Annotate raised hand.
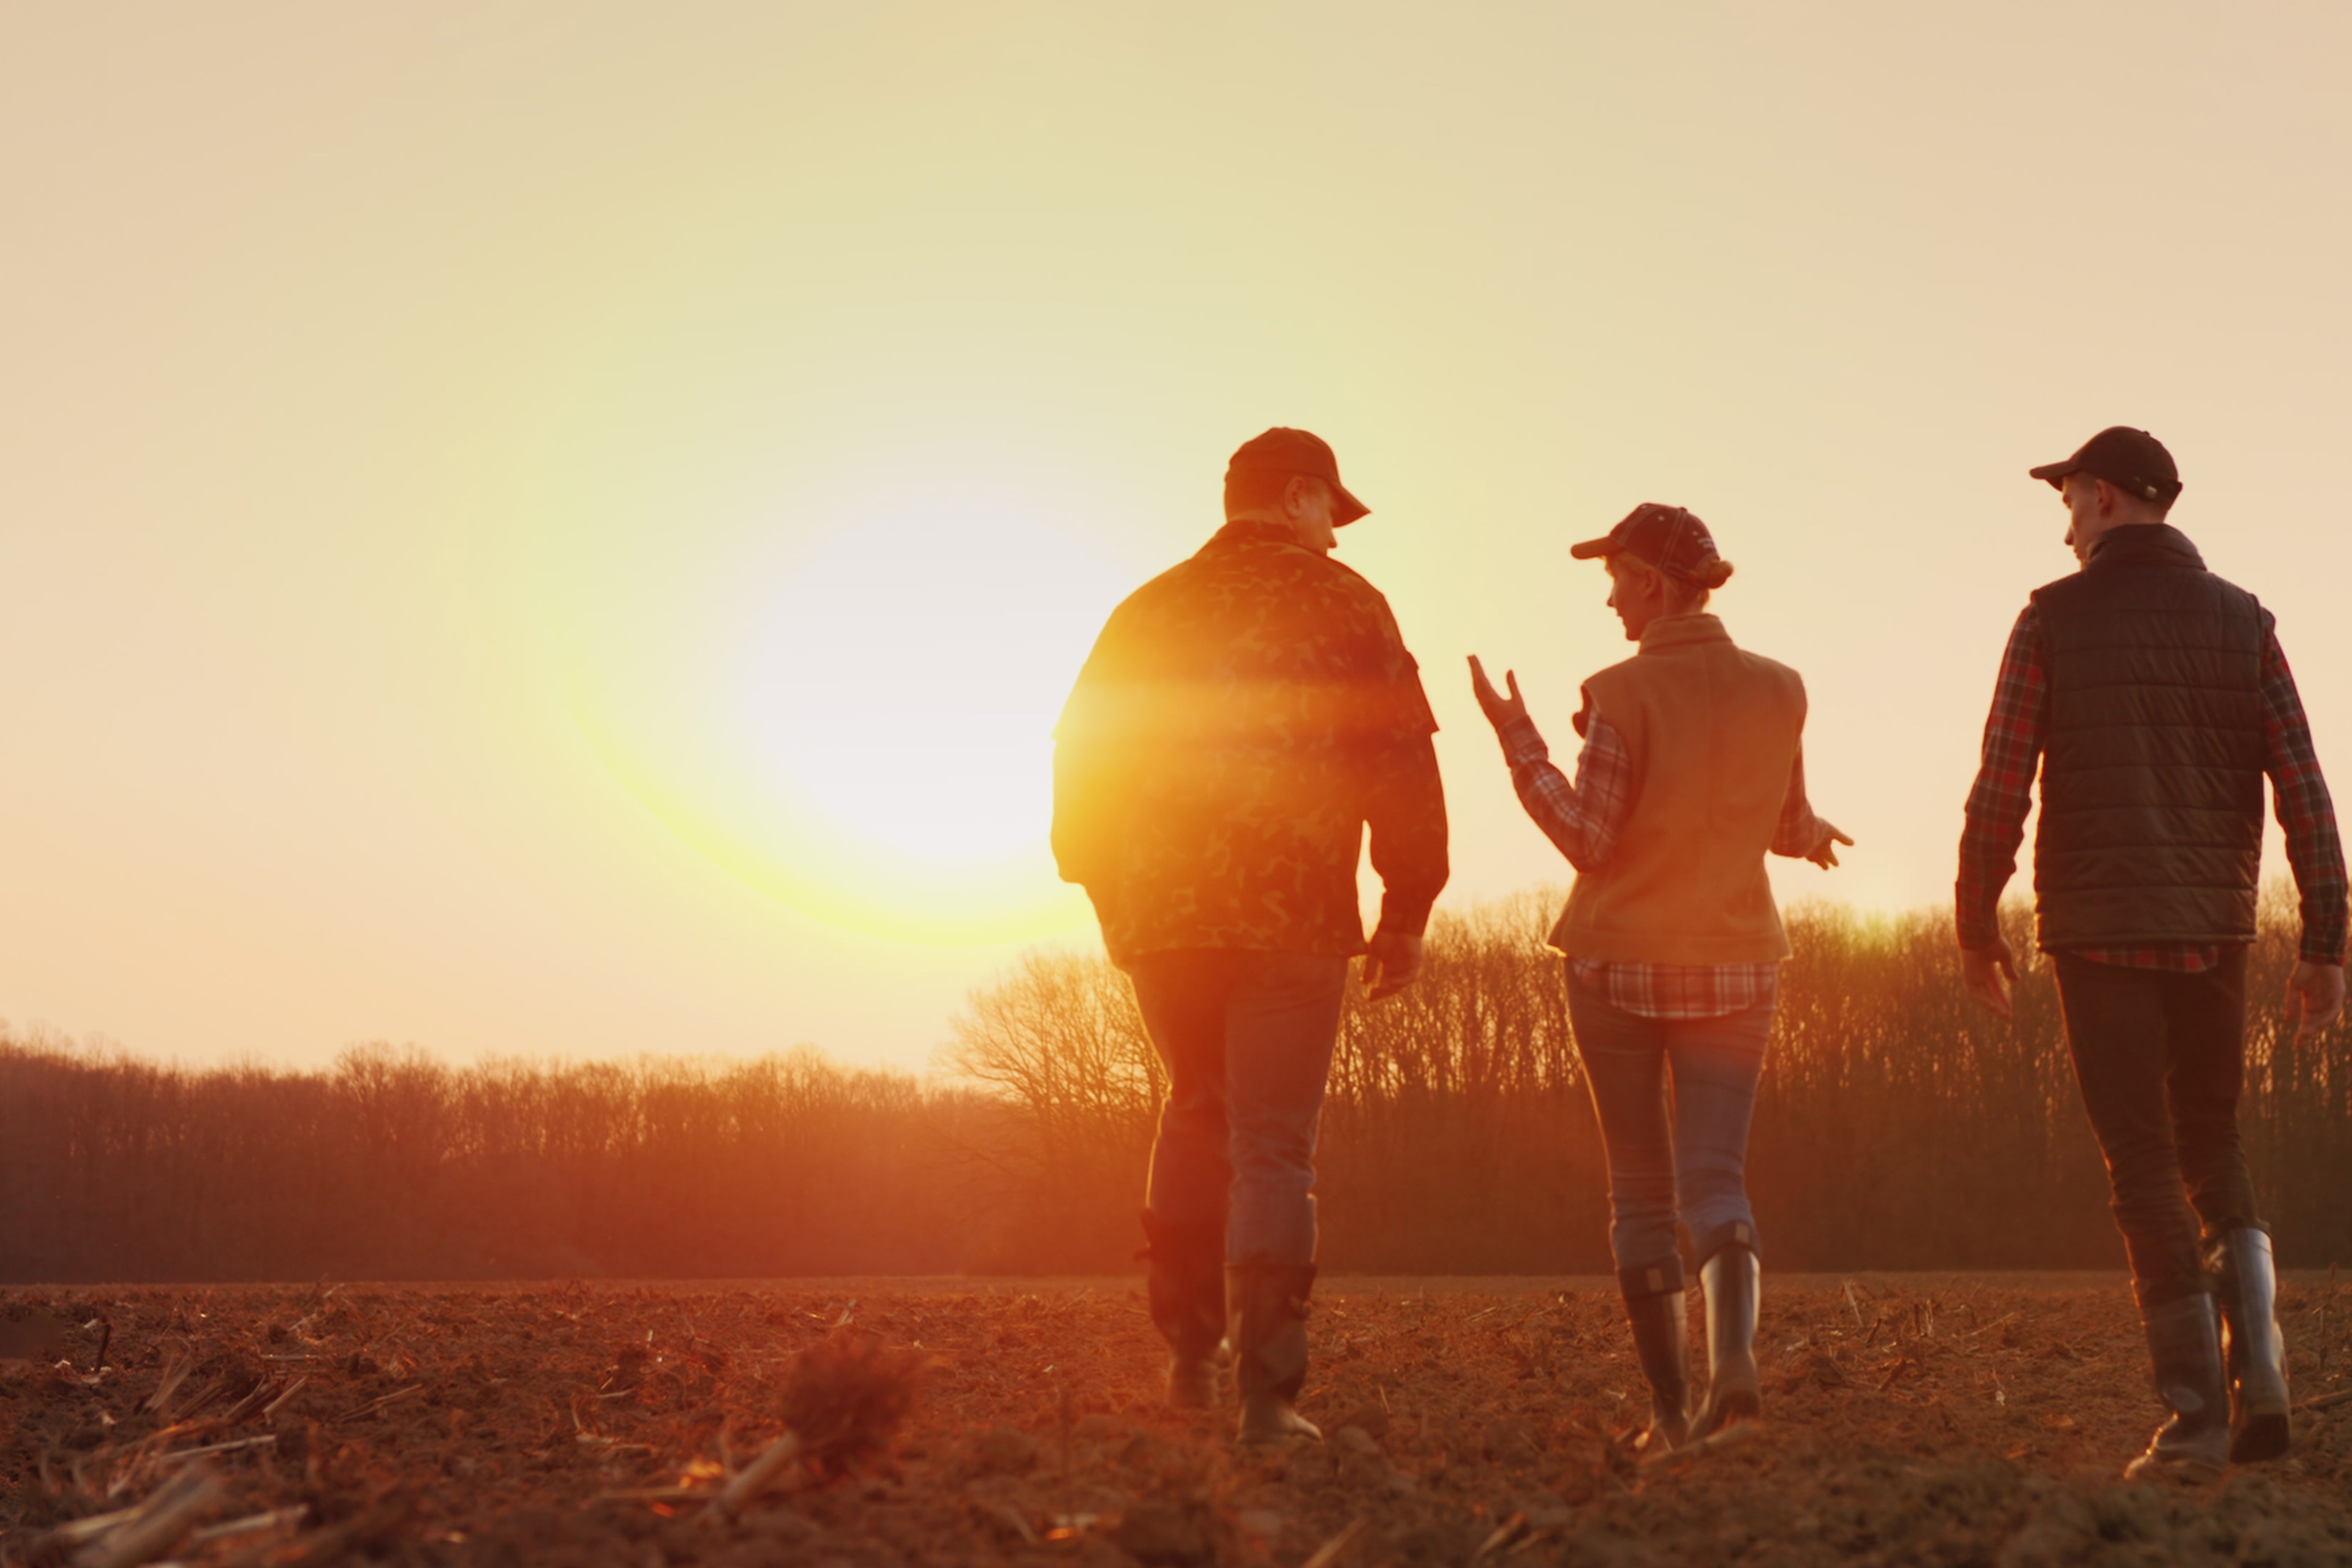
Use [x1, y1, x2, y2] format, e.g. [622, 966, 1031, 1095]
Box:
[1468, 654, 1529, 732]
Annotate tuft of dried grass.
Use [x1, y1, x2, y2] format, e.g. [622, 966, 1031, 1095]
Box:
[781, 1332, 922, 1479]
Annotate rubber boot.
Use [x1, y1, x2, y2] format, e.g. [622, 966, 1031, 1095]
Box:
[1620, 1262, 1692, 1453]
[1139, 1211, 1225, 1409]
[2123, 1293, 2231, 1480]
[1227, 1262, 1321, 1442]
[2210, 1229, 2291, 1463]
[1695, 1245, 1760, 1438]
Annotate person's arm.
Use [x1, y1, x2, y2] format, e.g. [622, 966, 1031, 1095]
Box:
[1364, 729, 1449, 959]
[1360, 648, 1450, 1001]
[1468, 656, 1632, 873]
[1768, 745, 1853, 868]
[2258, 619, 2349, 1041]
[1956, 605, 2047, 1016]
[1050, 608, 1144, 895]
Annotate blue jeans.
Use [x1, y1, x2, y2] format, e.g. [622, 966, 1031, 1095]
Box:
[1126, 949, 1351, 1267]
[1569, 971, 1775, 1276]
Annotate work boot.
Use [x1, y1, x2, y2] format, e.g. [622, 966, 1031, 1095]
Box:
[1227, 1261, 1321, 1443]
[2210, 1229, 2291, 1463]
[1139, 1211, 1226, 1409]
[2124, 1293, 2230, 1480]
[1620, 1261, 1692, 1453]
[1695, 1245, 1760, 1438]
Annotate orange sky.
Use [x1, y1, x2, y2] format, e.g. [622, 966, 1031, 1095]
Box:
[5, 4, 2350, 1071]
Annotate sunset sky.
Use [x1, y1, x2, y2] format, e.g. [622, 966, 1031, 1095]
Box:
[6, 3, 2350, 1072]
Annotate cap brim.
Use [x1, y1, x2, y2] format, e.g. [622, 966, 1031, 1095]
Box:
[1567, 535, 1616, 559]
[1330, 484, 1370, 526]
[2026, 459, 2078, 490]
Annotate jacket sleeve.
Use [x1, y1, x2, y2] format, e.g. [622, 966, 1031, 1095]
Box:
[1496, 701, 1633, 873]
[1362, 620, 1449, 936]
[1368, 727, 1449, 938]
[1050, 606, 1143, 891]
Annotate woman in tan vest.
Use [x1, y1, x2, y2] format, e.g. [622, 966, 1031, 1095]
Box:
[1469, 503, 1850, 1450]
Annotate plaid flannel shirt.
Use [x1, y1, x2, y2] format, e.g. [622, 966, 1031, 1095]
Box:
[1957, 602, 2349, 968]
[1498, 706, 1837, 1018]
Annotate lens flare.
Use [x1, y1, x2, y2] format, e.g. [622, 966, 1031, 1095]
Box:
[572, 488, 1137, 944]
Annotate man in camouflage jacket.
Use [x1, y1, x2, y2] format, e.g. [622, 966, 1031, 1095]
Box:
[1052, 428, 1449, 1441]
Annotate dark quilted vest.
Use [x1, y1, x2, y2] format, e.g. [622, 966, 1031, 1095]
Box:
[2030, 524, 2267, 948]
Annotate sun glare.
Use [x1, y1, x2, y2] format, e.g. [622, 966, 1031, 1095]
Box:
[740, 499, 1123, 868]
[579, 488, 1142, 946]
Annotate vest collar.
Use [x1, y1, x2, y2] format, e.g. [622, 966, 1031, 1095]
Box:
[1636, 612, 1732, 654]
[2085, 522, 2204, 572]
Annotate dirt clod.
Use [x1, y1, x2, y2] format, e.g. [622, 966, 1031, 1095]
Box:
[1112, 1496, 1216, 1564]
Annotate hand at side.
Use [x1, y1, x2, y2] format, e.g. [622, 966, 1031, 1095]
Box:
[1363, 929, 1424, 1001]
[1807, 824, 1856, 869]
[2286, 960, 2346, 1044]
[1961, 938, 2016, 1019]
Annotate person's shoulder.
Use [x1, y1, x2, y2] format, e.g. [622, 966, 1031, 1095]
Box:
[1297, 551, 1404, 621]
[1580, 651, 1643, 695]
[1107, 541, 1231, 615]
[2201, 565, 2266, 615]
[2026, 568, 2079, 606]
[1736, 647, 1806, 693]
[1081, 550, 1226, 667]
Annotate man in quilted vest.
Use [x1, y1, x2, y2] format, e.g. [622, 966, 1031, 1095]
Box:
[1957, 426, 2347, 1479]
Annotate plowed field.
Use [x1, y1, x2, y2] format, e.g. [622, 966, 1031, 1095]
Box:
[6, 1275, 2352, 1566]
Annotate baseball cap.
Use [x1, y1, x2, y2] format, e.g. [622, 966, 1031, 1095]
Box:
[1226, 428, 1370, 526]
[1569, 503, 1733, 587]
[2027, 426, 2182, 505]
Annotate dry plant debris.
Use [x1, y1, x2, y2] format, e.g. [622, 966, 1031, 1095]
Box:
[1, 1278, 2350, 1565]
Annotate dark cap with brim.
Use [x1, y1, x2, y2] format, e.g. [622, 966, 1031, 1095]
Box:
[1226, 427, 1370, 525]
[2029, 426, 2182, 505]
[1570, 503, 1730, 586]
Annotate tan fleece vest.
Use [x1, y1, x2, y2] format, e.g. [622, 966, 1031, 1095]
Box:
[1550, 614, 1806, 963]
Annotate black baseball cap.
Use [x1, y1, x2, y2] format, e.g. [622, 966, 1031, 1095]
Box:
[2028, 426, 2182, 506]
[1569, 503, 1732, 586]
[1226, 428, 1370, 526]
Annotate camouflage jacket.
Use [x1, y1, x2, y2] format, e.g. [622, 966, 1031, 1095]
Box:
[1052, 520, 1449, 965]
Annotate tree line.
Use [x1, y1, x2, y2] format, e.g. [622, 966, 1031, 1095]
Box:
[3, 891, 2346, 1282]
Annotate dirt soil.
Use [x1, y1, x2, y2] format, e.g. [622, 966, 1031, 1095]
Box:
[6, 1275, 2352, 1566]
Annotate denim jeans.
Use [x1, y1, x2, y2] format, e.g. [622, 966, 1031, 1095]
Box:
[1126, 949, 1351, 1267]
[2053, 948, 2261, 1308]
[1568, 970, 1775, 1275]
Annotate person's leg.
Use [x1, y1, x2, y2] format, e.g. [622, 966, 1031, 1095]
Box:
[1619, 1261, 1692, 1453]
[1221, 951, 1349, 1265]
[1664, 1000, 1774, 1436]
[2166, 948, 2260, 1241]
[1127, 951, 1237, 1406]
[1567, 980, 1679, 1278]
[2163, 948, 2288, 1461]
[1220, 949, 1349, 1441]
[2053, 954, 2228, 1477]
[1567, 975, 1687, 1448]
[2053, 956, 2209, 1306]
[1667, 1001, 1774, 1270]
[1132, 951, 1238, 1231]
